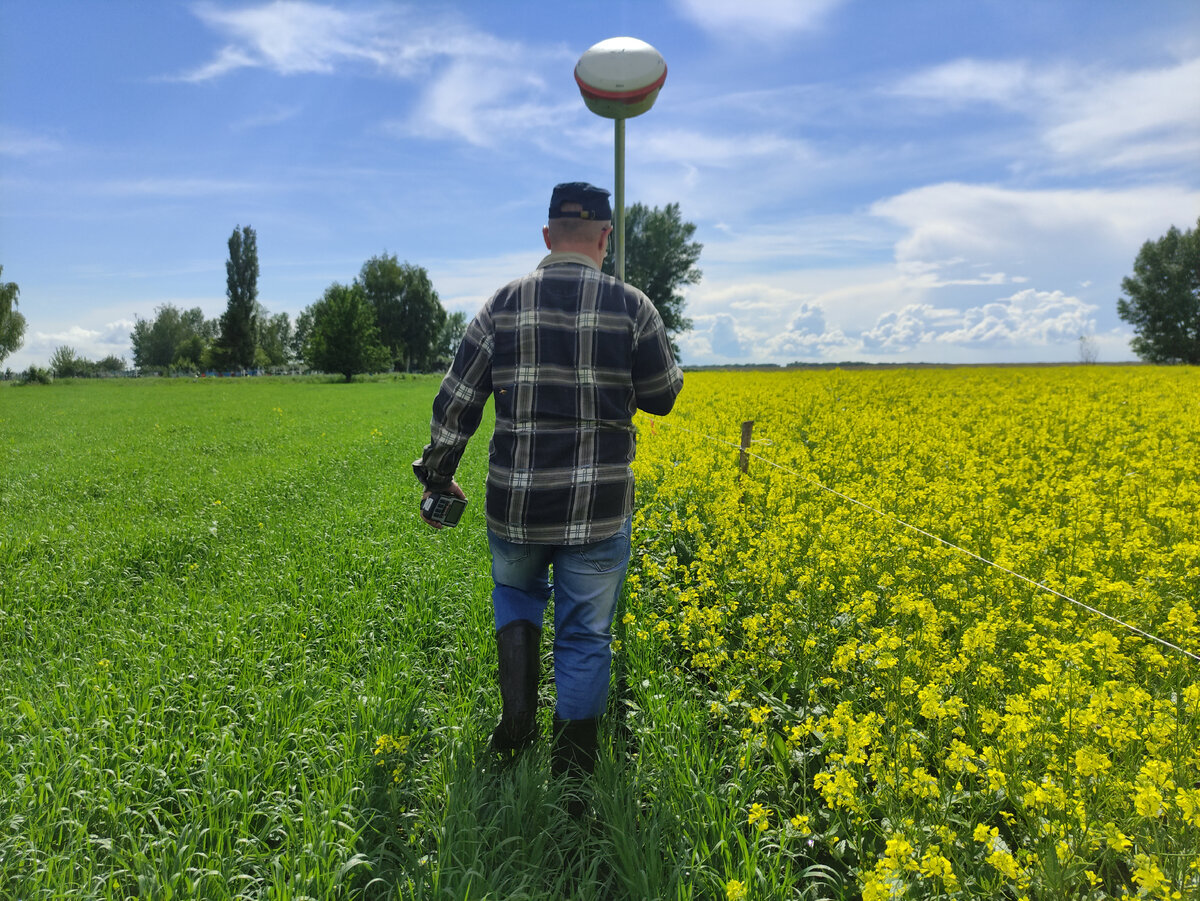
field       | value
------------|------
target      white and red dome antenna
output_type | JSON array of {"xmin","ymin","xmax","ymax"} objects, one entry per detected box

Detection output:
[{"xmin": 575, "ymin": 38, "xmax": 667, "ymax": 282}]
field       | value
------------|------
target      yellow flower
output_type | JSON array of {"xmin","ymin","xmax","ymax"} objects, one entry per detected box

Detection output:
[
  {"xmin": 1132, "ymin": 853, "xmax": 1169, "ymax": 896},
  {"xmin": 748, "ymin": 803, "xmax": 770, "ymax": 832},
  {"xmin": 725, "ymin": 879, "xmax": 747, "ymax": 901},
  {"xmin": 987, "ymin": 847, "xmax": 1021, "ymax": 881},
  {"xmin": 1133, "ymin": 779, "xmax": 1165, "ymax": 818},
  {"xmin": 1176, "ymin": 787, "xmax": 1200, "ymax": 827}
]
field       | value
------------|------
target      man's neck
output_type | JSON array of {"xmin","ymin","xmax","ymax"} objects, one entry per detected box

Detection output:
[{"xmin": 539, "ymin": 250, "xmax": 600, "ymax": 270}]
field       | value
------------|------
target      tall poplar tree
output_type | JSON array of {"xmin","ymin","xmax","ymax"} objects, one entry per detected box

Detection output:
[{"xmin": 216, "ymin": 225, "xmax": 259, "ymax": 369}]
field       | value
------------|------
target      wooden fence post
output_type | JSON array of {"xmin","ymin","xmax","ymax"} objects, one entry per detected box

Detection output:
[{"xmin": 739, "ymin": 420, "xmax": 755, "ymax": 475}]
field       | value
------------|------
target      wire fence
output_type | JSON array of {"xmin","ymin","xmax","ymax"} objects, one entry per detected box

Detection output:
[{"xmin": 645, "ymin": 415, "xmax": 1200, "ymax": 665}]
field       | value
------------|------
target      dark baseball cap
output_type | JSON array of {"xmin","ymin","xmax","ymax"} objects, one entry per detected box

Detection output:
[{"xmin": 548, "ymin": 182, "xmax": 612, "ymax": 221}]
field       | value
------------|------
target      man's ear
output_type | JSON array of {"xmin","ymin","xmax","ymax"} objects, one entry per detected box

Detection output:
[{"xmin": 543, "ymin": 225, "xmax": 552, "ymax": 250}]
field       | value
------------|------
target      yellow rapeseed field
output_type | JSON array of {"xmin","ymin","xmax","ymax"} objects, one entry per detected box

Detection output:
[{"xmin": 627, "ymin": 367, "xmax": 1199, "ymax": 900}]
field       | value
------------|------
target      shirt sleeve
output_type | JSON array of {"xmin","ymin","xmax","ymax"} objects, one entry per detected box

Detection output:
[
  {"xmin": 631, "ymin": 293, "xmax": 684, "ymax": 416},
  {"xmin": 412, "ymin": 307, "xmax": 494, "ymax": 491}
]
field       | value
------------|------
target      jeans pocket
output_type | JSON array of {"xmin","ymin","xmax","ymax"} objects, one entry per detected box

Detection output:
[
  {"xmin": 492, "ymin": 540, "xmax": 531, "ymax": 567},
  {"xmin": 579, "ymin": 523, "xmax": 631, "ymax": 573}
]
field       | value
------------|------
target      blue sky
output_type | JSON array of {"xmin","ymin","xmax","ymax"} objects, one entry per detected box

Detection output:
[{"xmin": 2, "ymin": 0, "xmax": 1198, "ymax": 370}]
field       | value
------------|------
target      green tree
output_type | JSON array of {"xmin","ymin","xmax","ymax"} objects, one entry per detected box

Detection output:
[
  {"xmin": 131, "ymin": 304, "xmax": 217, "ymax": 369},
  {"xmin": 435, "ymin": 310, "xmax": 468, "ymax": 368},
  {"xmin": 303, "ymin": 283, "xmax": 390, "ymax": 382},
  {"xmin": 257, "ymin": 312, "xmax": 292, "ymax": 367},
  {"xmin": 50, "ymin": 346, "xmax": 91, "ymax": 378},
  {"xmin": 0, "ymin": 266, "xmax": 27, "ymax": 365},
  {"xmin": 95, "ymin": 355, "xmax": 127, "ymax": 374},
  {"xmin": 291, "ymin": 308, "xmax": 314, "ymax": 365},
  {"xmin": 215, "ymin": 225, "xmax": 259, "ymax": 369},
  {"xmin": 357, "ymin": 254, "xmax": 445, "ymax": 371},
  {"xmin": 1117, "ymin": 217, "xmax": 1200, "ymax": 364},
  {"xmin": 602, "ymin": 202, "xmax": 701, "ymax": 360}
]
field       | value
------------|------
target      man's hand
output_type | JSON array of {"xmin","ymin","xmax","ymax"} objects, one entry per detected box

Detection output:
[{"xmin": 420, "ymin": 480, "xmax": 467, "ymax": 529}]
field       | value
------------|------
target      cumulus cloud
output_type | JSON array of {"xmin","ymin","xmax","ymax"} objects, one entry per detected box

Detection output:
[
  {"xmin": 860, "ymin": 290, "xmax": 1096, "ymax": 353},
  {"xmin": 764, "ymin": 325, "xmax": 853, "ymax": 360},
  {"xmin": 788, "ymin": 302, "xmax": 826, "ymax": 334},
  {"xmin": 24, "ymin": 319, "xmax": 136, "ymax": 364},
  {"xmin": 700, "ymin": 314, "xmax": 748, "ymax": 357},
  {"xmin": 669, "ymin": 179, "xmax": 1197, "ymax": 365}
]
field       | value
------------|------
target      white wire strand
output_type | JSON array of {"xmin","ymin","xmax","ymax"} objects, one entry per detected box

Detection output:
[{"xmin": 647, "ymin": 417, "xmax": 1200, "ymax": 665}]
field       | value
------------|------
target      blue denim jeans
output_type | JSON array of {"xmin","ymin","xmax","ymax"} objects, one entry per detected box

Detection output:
[{"xmin": 488, "ymin": 517, "xmax": 632, "ymax": 721}]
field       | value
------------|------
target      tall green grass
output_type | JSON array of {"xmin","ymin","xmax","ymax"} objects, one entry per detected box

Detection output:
[{"xmin": 2, "ymin": 378, "xmax": 755, "ymax": 900}]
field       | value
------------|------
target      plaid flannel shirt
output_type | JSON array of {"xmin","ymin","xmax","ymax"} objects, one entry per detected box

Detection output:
[{"xmin": 414, "ymin": 252, "xmax": 683, "ymax": 545}]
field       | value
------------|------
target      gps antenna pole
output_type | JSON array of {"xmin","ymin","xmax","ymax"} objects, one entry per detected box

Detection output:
[{"xmin": 615, "ymin": 118, "xmax": 626, "ymax": 282}]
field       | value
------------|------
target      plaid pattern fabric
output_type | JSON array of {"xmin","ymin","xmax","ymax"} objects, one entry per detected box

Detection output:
[{"xmin": 414, "ymin": 253, "xmax": 683, "ymax": 545}]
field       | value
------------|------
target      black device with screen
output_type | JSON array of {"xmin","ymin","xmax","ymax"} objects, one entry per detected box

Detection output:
[{"xmin": 421, "ymin": 493, "xmax": 468, "ymax": 527}]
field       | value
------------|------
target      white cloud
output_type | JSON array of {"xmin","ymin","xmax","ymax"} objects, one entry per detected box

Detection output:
[
  {"xmin": 762, "ymin": 304, "xmax": 853, "ymax": 358},
  {"xmin": 861, "ymin": 290, "xmax": 1097, "ymax": 353},
  {"xmin": 787, "ymin": 301, "xmax": 826, "ymax": 333},
  {"xmin": 860, "ymin": 304, "xmax": 959, "ymax": 352},
  {"xmin": 708, "ymin": 313, "xmax": 749, "ymax": 357},
  {"xmin": 642, "ymin": 129, "xmax": 814, "ymax": 169},
  {"xmin": 23, "ymin": 319, "xmax": 136, "ymax": 365},
  {"xmin": 890, "ymin": 55, "xmax": 1200, "ymax": 172},
  {"xmin": 663, "ymin": 181, "xmax": 1198, "ymax": 365},
  {"xmin": 672, "ymin": 0, "xmax": 848, "ymax": 40},
  {"xmin": 406, "ymin": 60, "xmax": 575, "ymax": 147},
  {"xmin": 179, "ymin": 1, "xmax": 570, "ymax": 149},
  {"xmin": 872, "ymin": 182, "xmax": 1200, "ymax": 285},
  {"xmin": 0, "ymin": 126, "xmax": 63, "ymax": 156},
  {"xmin": 181, "ymin": 1, "xmax": 418, "ymax": 80},
  {"xmin": 231, "ymin": 104, "xmax": 303, "ymax": 131},
  {"xmin": 891, "ymin": 58, "xmax": 1043, "ymax": 108},
  {"xmin": 426, "ymin": 251, "xmax": 544, "ymax": 315},
  {"xmin": 1043, "ymin": 57, "xmax": 1200, "ymax": 170}
]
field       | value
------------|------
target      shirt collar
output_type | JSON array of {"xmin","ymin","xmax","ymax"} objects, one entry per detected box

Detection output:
[{"xmin": 536, "ymin": 251, "xmax": 599, "ymax": 271}]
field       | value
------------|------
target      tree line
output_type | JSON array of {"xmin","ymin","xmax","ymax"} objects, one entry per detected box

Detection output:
[
  {"xmin": 128, "ymin": 225, "xmax": 464, "ymax": 381},
  {"xmin": 125, "ymin": 208, "xmax": 700, "ymax": 381}
]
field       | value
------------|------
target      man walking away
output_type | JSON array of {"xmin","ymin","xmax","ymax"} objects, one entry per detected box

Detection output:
[{"xmin": 413, "ymin": 181, "xmax": 683, "ymax": 814}]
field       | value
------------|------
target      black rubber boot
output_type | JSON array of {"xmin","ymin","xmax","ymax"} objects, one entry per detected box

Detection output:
[
  {"xmin": 489, "ymin": 620, "xmax": 541, "ymax": 756},
  {"xmin": 552, "ymin": 716, "xmax": 599, "ymax": 819}
]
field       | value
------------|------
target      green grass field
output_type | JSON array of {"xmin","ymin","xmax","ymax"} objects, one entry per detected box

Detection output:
[{"xmin": 0, "ymin": 377, "xmax": 749, "ymax": 900}]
